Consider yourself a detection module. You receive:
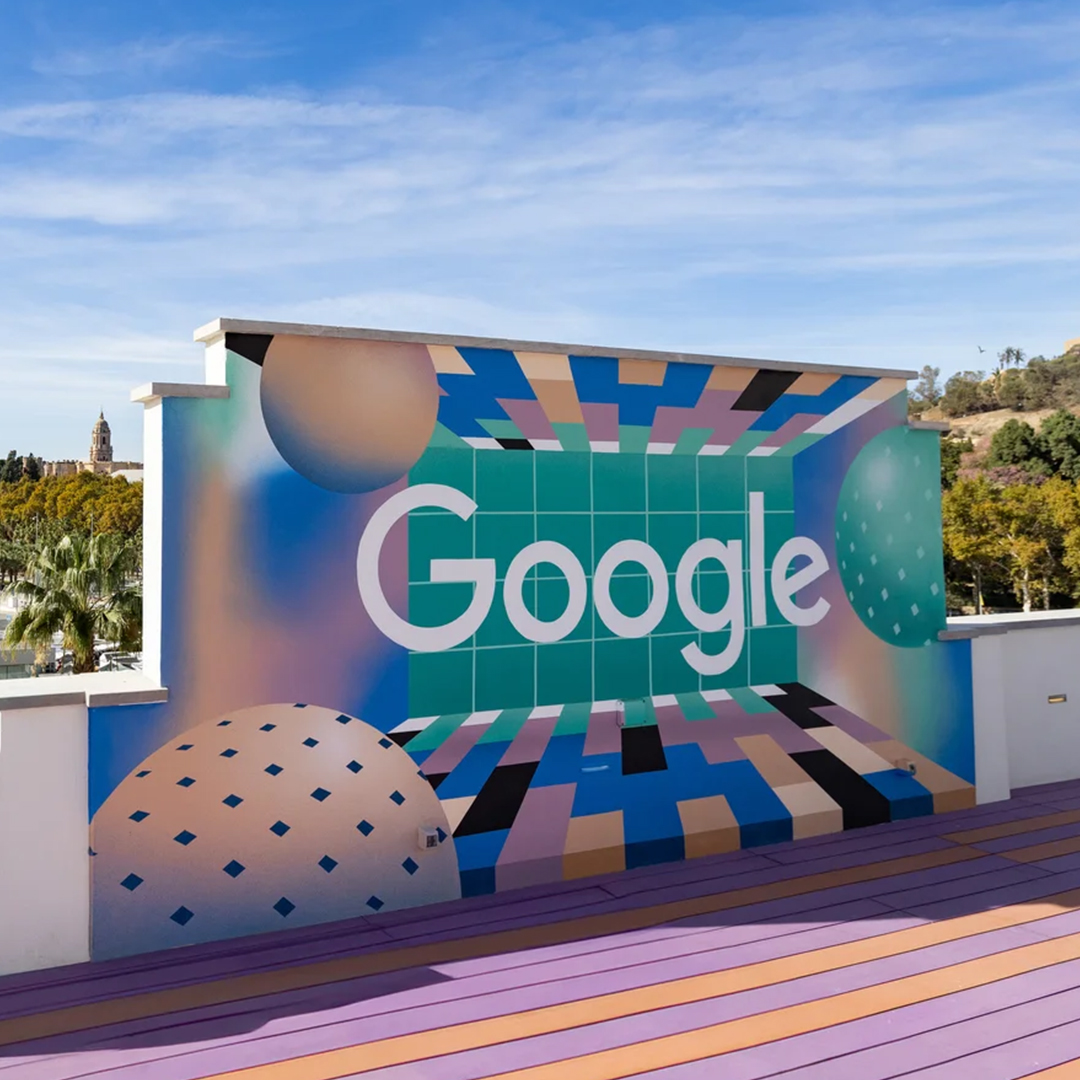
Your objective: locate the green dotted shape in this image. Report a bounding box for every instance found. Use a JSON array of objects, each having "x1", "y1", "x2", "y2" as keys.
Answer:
[{"x1": 835, "y1": 426, "x2": 946, "y2": 648}]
